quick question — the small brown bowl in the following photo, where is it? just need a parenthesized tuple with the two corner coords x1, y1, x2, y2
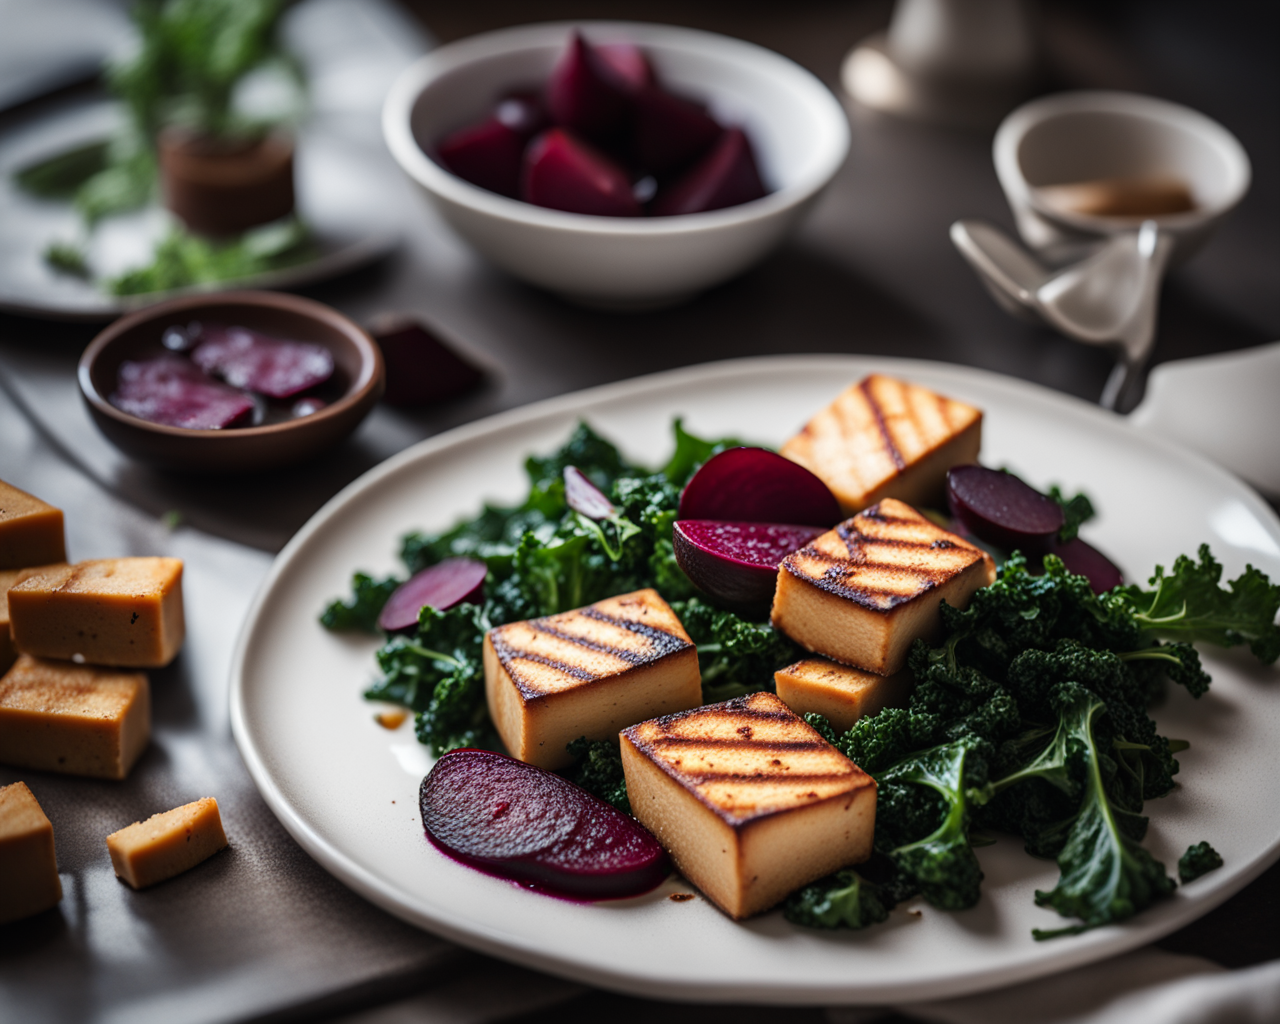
(79, 290, 384, 473)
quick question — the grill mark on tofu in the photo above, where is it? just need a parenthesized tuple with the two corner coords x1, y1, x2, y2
(579, 607, 690, 660)
(860, 376, 906, 470)
(488, 633, 600, 683)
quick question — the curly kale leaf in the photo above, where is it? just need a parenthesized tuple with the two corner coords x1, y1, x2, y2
(783, 869, 889, 930)
(1032, 688, 1176, 938)
(839, 705, 942, 774)
(563, 738, 631, 814)
(1048, 486, 1096, 543)
(1122, 544, 1280, 664)
(660, 417, 750, 486)
(1178, 842, 1224, 883)
(672, 598, 802, 702)
(877, 739, 993, 911)
(320, 573, 400, 633)
(1120, 641, 1211, 698)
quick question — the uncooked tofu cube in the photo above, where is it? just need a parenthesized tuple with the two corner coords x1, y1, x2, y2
(0, 481, 66, 570)
(485, 588, 701, 770)
(621, 691, 876, 920)
(771, 498, 995, 676)
(1, 565, 68, 674)
(106, 797, 228, 889)
(8, 558, 185, 668)
(780, 375, 982, 516)
(0, 781, 62, 924)
(775, 657, 913, 733)
(0, 655, 150, 779)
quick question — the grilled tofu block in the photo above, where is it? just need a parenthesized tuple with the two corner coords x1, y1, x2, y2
(621, 691, 876, 919)
(780, 375, 982, 516)
(0, 781, 63, 924)
(8, 558, 185, 669)
(484, 588, 701, 770)
(775, 657, 912, 733)
(0, 481, 66, 570)
(0, 655, 150, 779)
(772, 498, 995, 676)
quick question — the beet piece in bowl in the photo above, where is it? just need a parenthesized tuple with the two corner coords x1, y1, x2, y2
(191, 323, 335, 399)
(110, 355, 255, 430)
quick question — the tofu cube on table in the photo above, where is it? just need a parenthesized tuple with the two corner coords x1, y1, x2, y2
(0, 655, 150, 779)
(771, 498, 996, 677)
(780, 374, 982, 516)
(775, 657, 913, 734)
(621, 691, 876, 920)
(8, 558, 185, 669)
(484, 588, 701, 770)
(107, 797, 228, 889)
(0, 480, 66, 570)
(0, 781, 63, 924)
(1, 565, 68, 674)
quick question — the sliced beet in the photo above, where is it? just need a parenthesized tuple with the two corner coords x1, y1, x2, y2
(521, 128, 641, 217)
(420, 748, 669, 900)
(437, 117, 527, 198)
(377, 558, 487, 632)
(110, 355, 255, 430)
(190, 324, 334, 399)
(1046, 537, 1124, 594)
(596, 42, 654, 92)
(678, 447, 841, 528)
(545, 32, 631, 141)
(370, 317, 485, 408)
(632, 87, 722, 175)
(674, 520, 825, 611)
(564, 466, 615, 520)
(650, 128, 767, 216)
(947, 465, 1065, 554)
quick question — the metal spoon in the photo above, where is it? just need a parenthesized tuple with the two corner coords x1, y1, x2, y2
(951, 219, 1174, 411)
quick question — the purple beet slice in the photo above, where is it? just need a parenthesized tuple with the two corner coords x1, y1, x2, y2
(1045, 537, 1124, 594)
(678, 447, 841, 528)
(190, 324, 334, 399)
(437, 117, 528, 198)
(650, 128, 767, 216)
(521, 129, 641, 217)
(564, 466, 615, 520)
(377, 558, 487, 632)
(632, 86, 722, 175)
(596, 42, 654, 92)
(370, 317, 485, 407)
(420, 748, 669, 899)
(674, 520, 826, 611)
(545, 32, 631, 141)
(947, 465, 1065, 554)
(110, 355, 255, 430)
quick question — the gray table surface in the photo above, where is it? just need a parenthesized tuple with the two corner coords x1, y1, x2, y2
(0, 0, 1277, 1021)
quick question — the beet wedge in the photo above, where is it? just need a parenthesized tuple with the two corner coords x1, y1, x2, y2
(651, 128, 767, 216)
(674, 519, 826, 612)
(377, 558, 487, 632)
(545, 31, 631, 141)
(438, 117, 528, 198)
(110, 355, 255, 430)
(420, 748, 669, 900)
(632, 86, 722, 175)
(190, 324, 334, 399)
(678, 447, 841, 528)
(522, 128, 641, 216)
(597, 42, 655, 93)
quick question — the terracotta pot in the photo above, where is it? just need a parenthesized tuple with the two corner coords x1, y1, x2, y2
(158, 129, 295, 236)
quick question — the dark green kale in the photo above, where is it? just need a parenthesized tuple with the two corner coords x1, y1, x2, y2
(1120, 545, 1280, 664)
(1178, 841, 1224, 883)
(563, 738, 630, 814)
(1048, 486, 1096, 543)
(672, 598, 802, 703)
(783, 868, 889, 930)
(320, 573, 400, 633)
(1032, 685, 1176, 939)
(876, 739, 993, 911)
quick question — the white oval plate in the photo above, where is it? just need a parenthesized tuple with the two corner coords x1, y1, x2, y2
(230, 355, 1280, 1005)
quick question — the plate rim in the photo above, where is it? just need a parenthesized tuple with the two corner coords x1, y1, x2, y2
(229, 354, 1280, 1004)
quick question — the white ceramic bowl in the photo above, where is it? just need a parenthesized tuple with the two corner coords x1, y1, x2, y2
(383, 22, 850, 308)
(993, 90, 1250, 264)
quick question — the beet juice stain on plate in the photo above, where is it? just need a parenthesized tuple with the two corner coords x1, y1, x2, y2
(420, 748, 669, 900)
